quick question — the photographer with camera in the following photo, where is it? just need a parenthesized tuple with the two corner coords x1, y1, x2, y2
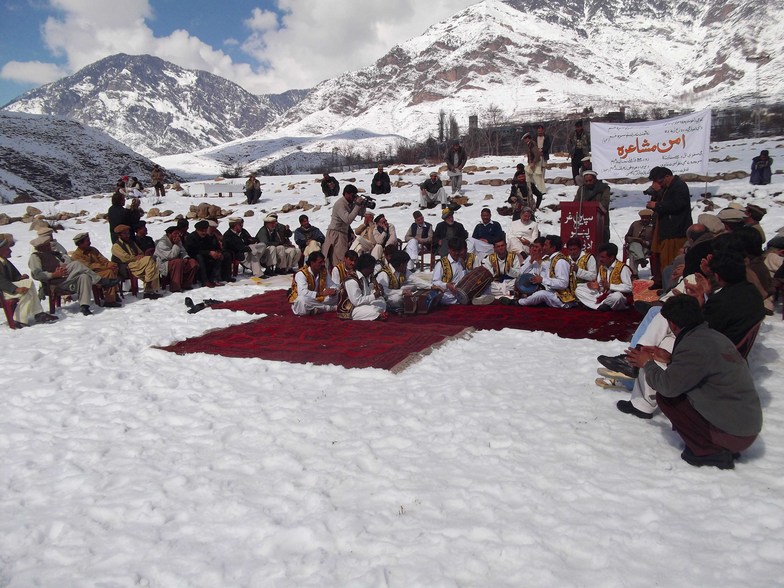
(323, 184, 368, 270)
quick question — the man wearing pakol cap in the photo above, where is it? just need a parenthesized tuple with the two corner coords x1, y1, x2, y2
(624, 209, 654, 278)
(433, 206, 468, 258)
(419, 171, 449, 209)
(645, 166, 693, 289)
(154, 227, 198, 292)
(744, 204, 767, 242)
(0, 235, 58, 326)
(522, 133, 546, 194)
(111, 225, 162, 299)
(323, 184, 367, 270)
(403, 211, 433, 272)
(184, 220, 231, 287)
(444, 141, 468, 196)
(717, 207, 746, 232)
(35, 226, 69, 257)
(289, 251, 338, 316)
(575, 169, 611, 245)
(223, 217, 269, 278)
(71, 232, 121, 307)
(29, 234, 116, 316)
(256, 213, 299, 274)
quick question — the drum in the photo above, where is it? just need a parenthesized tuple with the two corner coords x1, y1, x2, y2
(454, 267, 493, 305)
(403, 288, 443, 314)
(515, 272, 541, 296)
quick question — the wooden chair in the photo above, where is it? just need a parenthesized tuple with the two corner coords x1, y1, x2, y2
(735, 320, 763, 361)
(418, 243, 436, 271)
(231, 259, 250, 277)
(47, 283, 104, 313)
(0, 291, 19, 329)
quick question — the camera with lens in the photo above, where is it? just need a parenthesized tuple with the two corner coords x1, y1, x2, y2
(643, 187, 658, 197)
(358, 195, 377, 209)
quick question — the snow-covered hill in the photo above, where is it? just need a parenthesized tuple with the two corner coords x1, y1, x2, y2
(2, 54, 309, 158)
(0, 110, 181, 203)
(267, 0, 782, 142)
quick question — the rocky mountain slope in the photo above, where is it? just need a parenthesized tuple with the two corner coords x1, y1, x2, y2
(267, 0, 781, 141)
(0, 111, 181, 203)
(2, 54, 309, 158)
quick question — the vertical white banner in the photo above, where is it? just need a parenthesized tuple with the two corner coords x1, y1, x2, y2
(590, 109, 711, 179)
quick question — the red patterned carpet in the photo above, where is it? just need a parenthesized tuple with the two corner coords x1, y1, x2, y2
(159, 291, 640, 372)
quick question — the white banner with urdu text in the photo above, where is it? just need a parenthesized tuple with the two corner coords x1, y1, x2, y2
(590, 109, 711, 179)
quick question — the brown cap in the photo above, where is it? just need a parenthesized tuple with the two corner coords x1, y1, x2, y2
(113, 224, 131, 234)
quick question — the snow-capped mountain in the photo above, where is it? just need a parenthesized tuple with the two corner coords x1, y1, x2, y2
(2, 54, 309, 158)
(0, 111, 181, 203)
(268, 0, 781, 141)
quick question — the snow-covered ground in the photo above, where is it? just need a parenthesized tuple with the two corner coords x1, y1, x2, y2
(1, 137, 783, 587)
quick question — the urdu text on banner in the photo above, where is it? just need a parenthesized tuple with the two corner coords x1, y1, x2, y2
(590, 109, 711, 179)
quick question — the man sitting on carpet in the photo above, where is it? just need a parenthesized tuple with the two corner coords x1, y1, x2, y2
(625, 295, 762, 470)
(468, 208, 504, 264)
(481, 236, 520, 298)
(566, 237, 597, 283)
(515, 235, 577, 308)
(337, 253, 387, 321)
(432, 238, 468, 305)
(289, 251, 338, 316)
(376, 251, 415, 312)
(331, 250, 358, 286)
(575, 243, 633, 310)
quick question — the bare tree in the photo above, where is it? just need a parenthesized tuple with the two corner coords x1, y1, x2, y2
(438, 110, 446, 143)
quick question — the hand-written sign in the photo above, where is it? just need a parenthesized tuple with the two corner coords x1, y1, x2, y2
(591, 109, 711, 179)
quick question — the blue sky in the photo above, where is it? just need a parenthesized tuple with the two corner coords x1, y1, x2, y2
(0, 0, 477, 106)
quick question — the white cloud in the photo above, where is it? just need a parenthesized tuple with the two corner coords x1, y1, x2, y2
(1, 0, 478, 95)
(0, 61, 68, 85)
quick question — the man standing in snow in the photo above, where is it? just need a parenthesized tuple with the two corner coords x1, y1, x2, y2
(569, 120, 590, 184)
(522, 132, 546, 195)
(323, 184, 367, 270)
(151, 165, 166, 198)
(444, 141, 468, 196)
(536, 124, 552, 183)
